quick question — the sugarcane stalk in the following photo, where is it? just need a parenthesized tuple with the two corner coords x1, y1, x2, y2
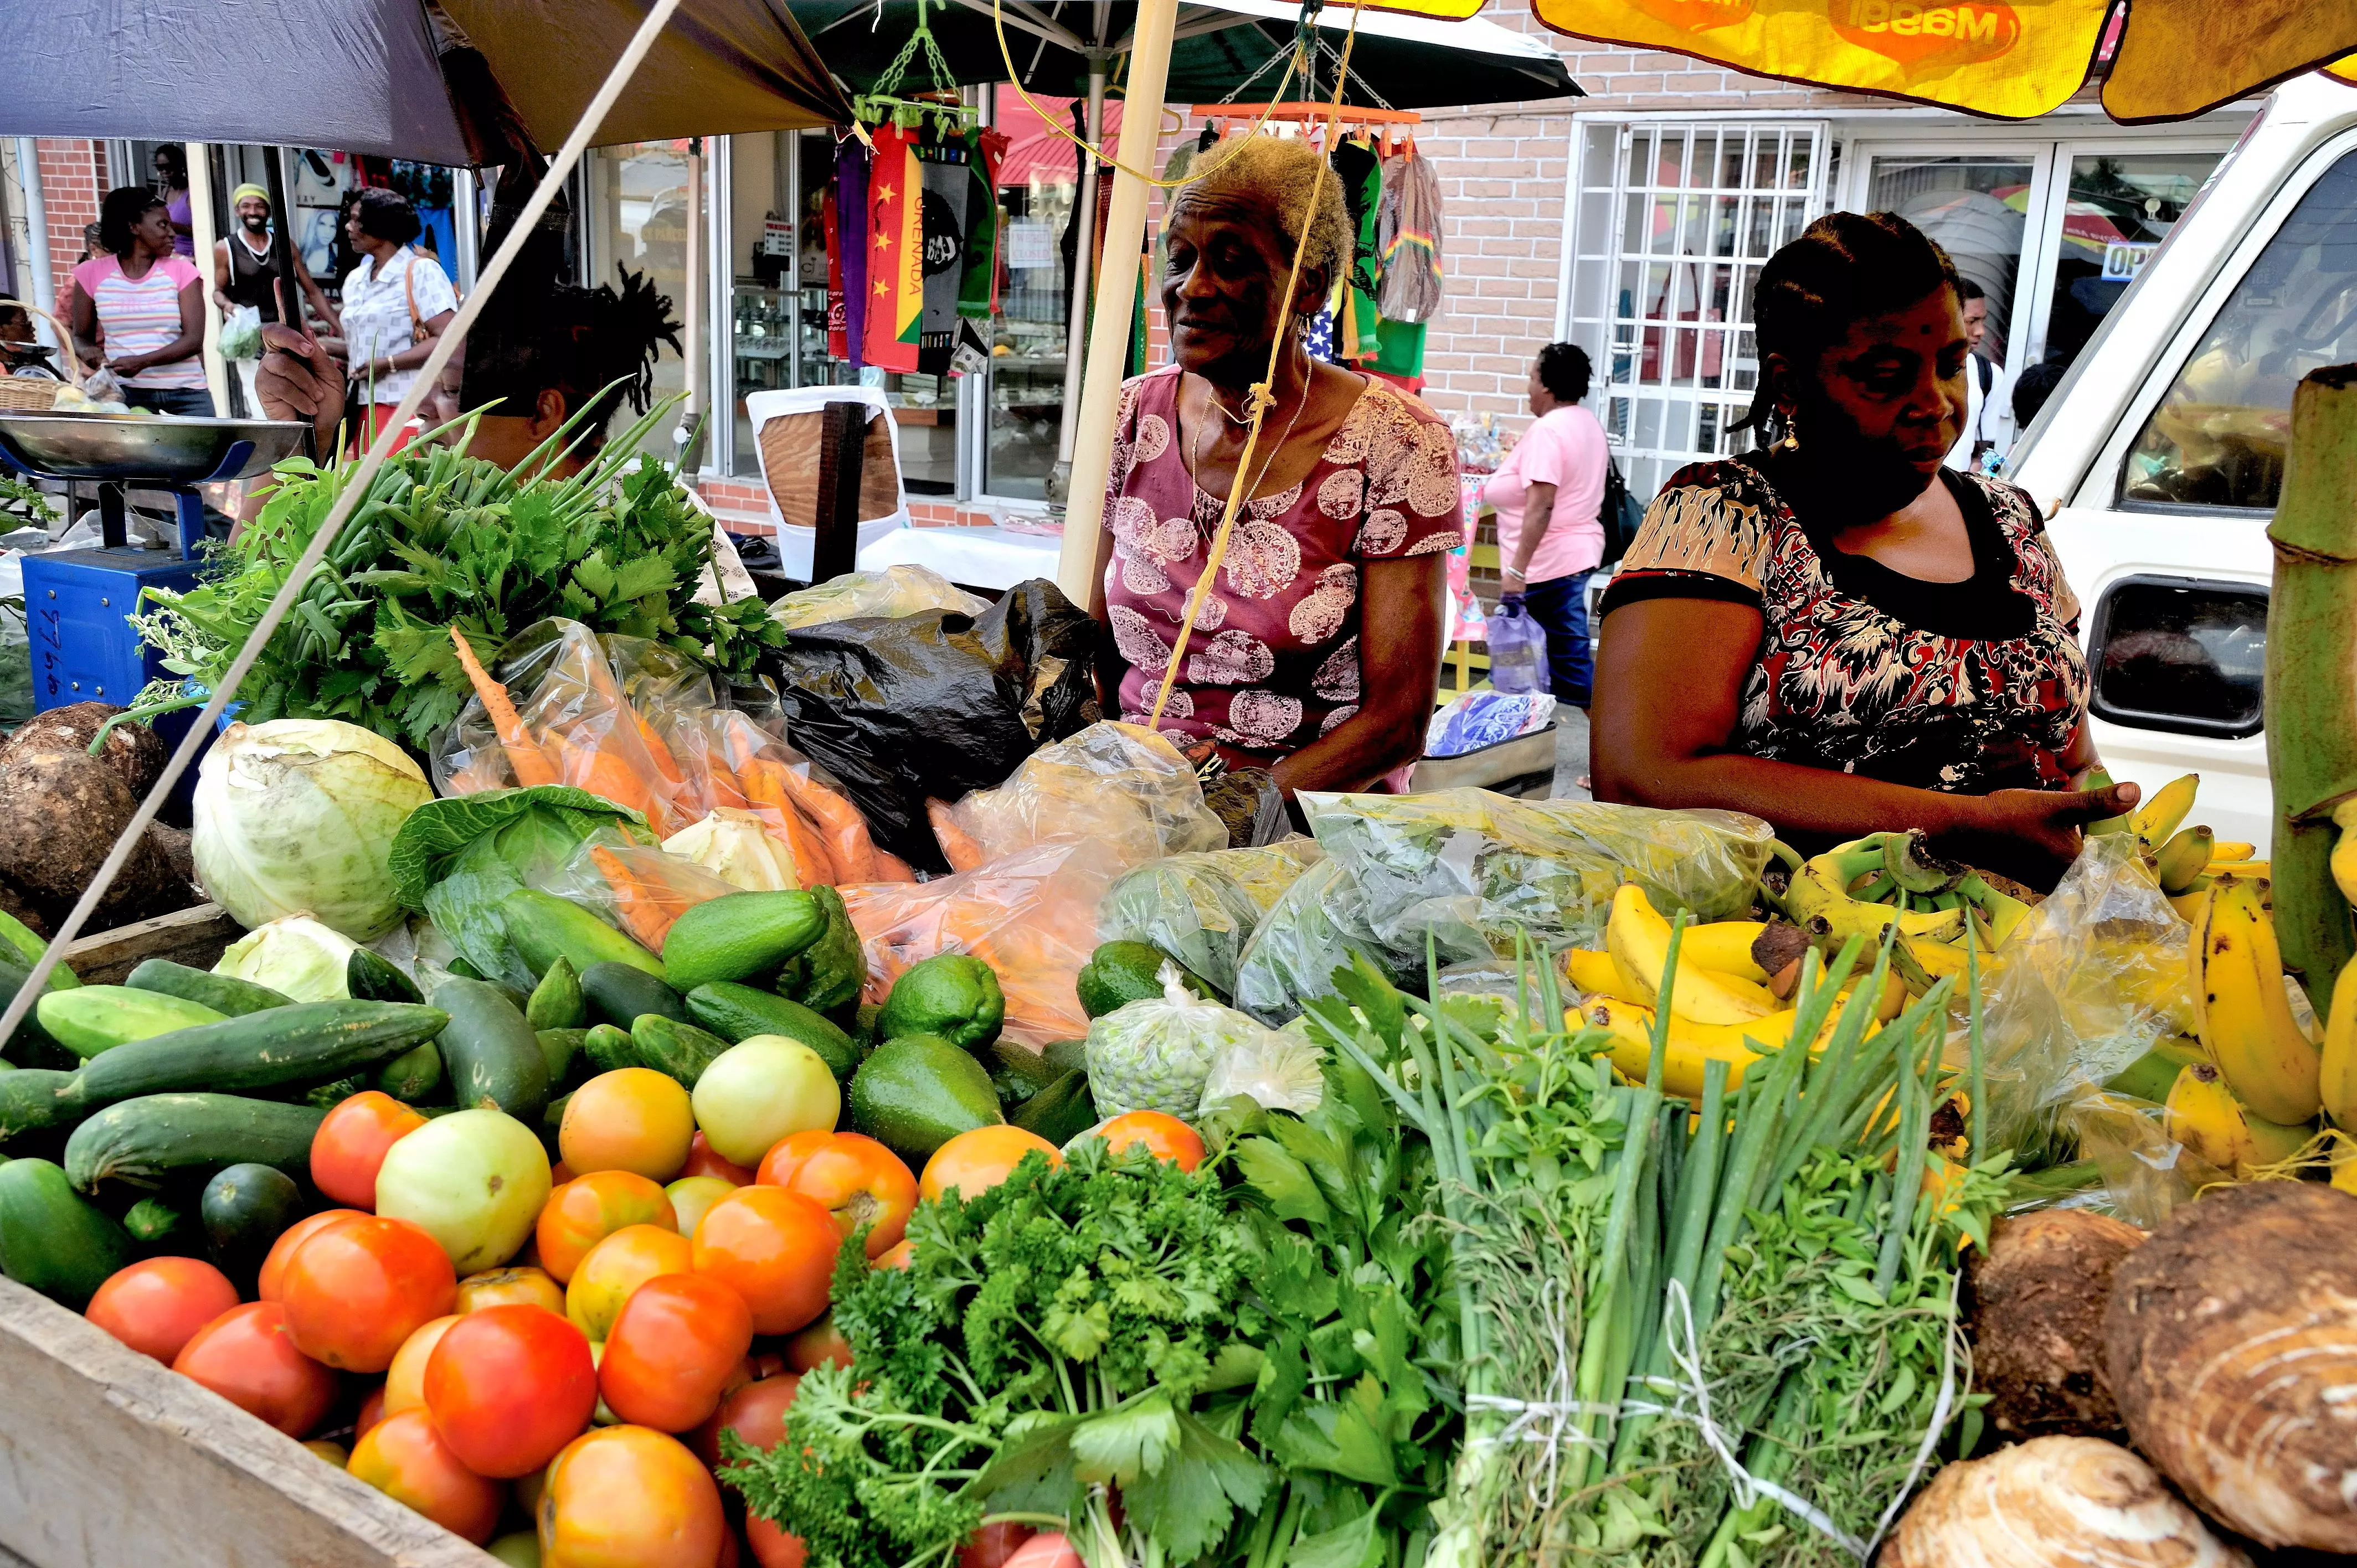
(2264, 364, 2357, 1018)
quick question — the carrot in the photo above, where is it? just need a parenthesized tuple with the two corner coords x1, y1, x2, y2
(549, 731, 663, 826)
(740, 759, 835, 888)
(778, 767, 878, 884)
(869, 849, 918, 884)
(450, 626, 558, 786)
(589, 844, 681, 951)
(928, 798, 985, 874)
(564, 639, 686, 787)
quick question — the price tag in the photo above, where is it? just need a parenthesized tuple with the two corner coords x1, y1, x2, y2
(763, 217, 795, 258)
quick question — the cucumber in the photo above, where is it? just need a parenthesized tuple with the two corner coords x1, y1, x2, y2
(200, 1162, 303, 1288)
(75, 1000, 450, 1108)
(582, 1024, 641, 1075)
(38, 987, 229, 1058)
(580, 963, 689, 1030)
(661, 891, 826, 993)
(538, 1028, 586, 1089)
(502, 889, 665, 982)
(378, 1040, 445, 1103)
(126, 960, 294, 1017)
(0, 956, 79, 1070)
(0, 1070, 80, 1139)
(346, 947, 424, 1006)
(431, 977, 549, 1122)
(0, 911, 75, 986)
(0, 1156, 129, 1307)
(123, 1196, 184, 1245)
(65, 1095, 328, 1192)
(687, 983, 859, 1080)
(630, 1015, 731, 1090)
(527, 957, 586, 1031)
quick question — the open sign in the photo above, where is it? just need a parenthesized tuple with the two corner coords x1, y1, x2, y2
(2103, 241, 2159, 282)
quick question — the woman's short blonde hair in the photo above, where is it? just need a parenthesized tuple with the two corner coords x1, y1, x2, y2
(1172, 133, 1351, 292)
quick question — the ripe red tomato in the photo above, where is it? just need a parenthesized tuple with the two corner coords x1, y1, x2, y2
(257, 1208, 368, 1302)
(1095, 1112, 1206, 1173)
(311, 1091, 429, 1209)
(539, 1425, 724, 1568)
(172, 1301, 339, 1437)
(683, 1131, 755, 1186)
(746, 1513, 809, 1568)
(688, 1371, 800, 1466)
(874, 1239, 915, 1271)
(758, 1131, 918, 1258)
(1002, 1535, 1083, 1568)
(280, 1214, 457, 1373)
(537, 1170, 677, 1286)
(423, 1304, 598, 1478)
(383, 1314, 461, 1415)
(355, 1383, 388, 1442)
(600, 1272, 754, 1433)
(960, 1522, 1038, 1568)
(349, 1408, 505, 1544)
(86, 1256, 239, 1363)
(784, 1311, 852, 1374)
(691, 1187, 837, 1335)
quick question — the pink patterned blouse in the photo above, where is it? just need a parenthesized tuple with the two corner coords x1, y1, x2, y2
(1102, 367, 1463, 759)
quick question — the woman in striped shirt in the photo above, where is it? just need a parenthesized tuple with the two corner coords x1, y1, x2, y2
(71, 186, 211, 416)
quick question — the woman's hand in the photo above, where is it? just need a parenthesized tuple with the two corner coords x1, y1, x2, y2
(255, 322, 346, 448)
(1941, 780, 2143, 888)
(106, 354, 150, 378)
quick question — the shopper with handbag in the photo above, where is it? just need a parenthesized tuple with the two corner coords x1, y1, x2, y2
(1488, 343, 1609, 707)
(330, 188, 456, 453)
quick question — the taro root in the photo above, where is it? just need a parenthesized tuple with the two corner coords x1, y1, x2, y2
(1884, 1435, 2249, 1568)
(0, 876, 47, 939)
(0, 748, 173, 925)
(2103, 1181, 2357, 1551)
(0, 702, 165, 798)
(1965, 1209, 2145, 1441)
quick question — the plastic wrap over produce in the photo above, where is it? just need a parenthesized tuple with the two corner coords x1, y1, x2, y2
(938, 721, 1227, 872)
(537, 827, 739, 955)
(843, 836, 1124, 1046)
(1233, 858, 1423, 1024)
(1295, 790, 1776, 958)
(769, 564, 990, 630)
(1097, 839, 1325, 996)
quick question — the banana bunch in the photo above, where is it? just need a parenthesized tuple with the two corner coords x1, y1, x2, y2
(2163, 1059, 2314, 1177)
(2111, 772, 2270, 900)
(2185, 874, 2324, 1126)
(1770, 829, 2031, 952)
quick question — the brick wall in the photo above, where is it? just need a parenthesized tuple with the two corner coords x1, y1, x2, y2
(33, 138, 106, 317)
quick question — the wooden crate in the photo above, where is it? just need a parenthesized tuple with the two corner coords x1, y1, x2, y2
(59, 902, 242, 986)
(0, 1275, 493, 1568)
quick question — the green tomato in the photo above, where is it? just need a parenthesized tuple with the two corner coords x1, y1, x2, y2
(664, 1174, 738, 1241)
(691, 1035, 841, 1167)
(374, 1108, 551, 1274)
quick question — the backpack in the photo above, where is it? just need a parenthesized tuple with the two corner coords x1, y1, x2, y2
(1598, 452, 1648, 569)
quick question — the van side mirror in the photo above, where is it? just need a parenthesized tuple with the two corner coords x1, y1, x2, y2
(2086, 574, 2268, 739)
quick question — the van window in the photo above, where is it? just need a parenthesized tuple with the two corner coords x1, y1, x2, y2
(2121, 148, 2357, 512)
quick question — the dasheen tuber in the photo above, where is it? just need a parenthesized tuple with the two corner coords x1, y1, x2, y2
(1964, 1209, 2144, 1442)
(1884, 1435, 2248, 1568)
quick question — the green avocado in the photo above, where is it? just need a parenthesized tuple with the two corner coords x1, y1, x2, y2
(877, 955, 1005, 1053)
(1075, 941, 1217, 1019)
(848, 1033, 1003, 1163)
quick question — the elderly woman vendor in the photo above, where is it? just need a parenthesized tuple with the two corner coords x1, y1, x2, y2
(1090, 134, 1459, 795)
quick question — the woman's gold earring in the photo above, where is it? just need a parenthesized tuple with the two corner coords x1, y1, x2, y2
(1777, 413, 1800, 452)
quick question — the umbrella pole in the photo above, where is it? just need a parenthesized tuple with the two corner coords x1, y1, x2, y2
(1055, 0, 1177, 601)
(1046, 54, 1109, 502)
(680, 136, 704, 466)
(186, 142, 229, 417)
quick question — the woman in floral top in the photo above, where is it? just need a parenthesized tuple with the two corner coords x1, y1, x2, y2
(1592, 212, 2139, 887)
(1094, 133, 1458, 793)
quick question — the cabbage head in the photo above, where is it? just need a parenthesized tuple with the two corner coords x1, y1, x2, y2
(194, 719, 433, 940)
(214, 914, 361, 1002)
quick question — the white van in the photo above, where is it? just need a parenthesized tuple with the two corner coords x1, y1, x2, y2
(2009, 73, 2357, 854)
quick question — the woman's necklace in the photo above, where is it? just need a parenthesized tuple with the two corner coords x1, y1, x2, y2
(1188, 371, 1313, 526)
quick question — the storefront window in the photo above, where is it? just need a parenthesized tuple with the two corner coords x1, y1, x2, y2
(2041, 153, 2220, 373)
(584, 141, 689, 461)
(1867, 155, 2034, 367)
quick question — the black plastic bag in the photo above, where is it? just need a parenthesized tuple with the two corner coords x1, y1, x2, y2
(761, 578, 1098, 871)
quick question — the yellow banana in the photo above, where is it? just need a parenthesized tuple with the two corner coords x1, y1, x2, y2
(2153, 826, 2214, 894)
(2168, 888, 2212, 925)
(1575, 998, 1794, 1098)
(1680, 921, 1770, 982)
(1565, 948, 1647, 1006)
(1906, 937, 1971, 986)
(2332, 799, 2357, 909)
(2320, 950, 2357, 1128)
(1605, 884, 1778, 1026)
(2196, 876, 2324, 1125)
(2209, 859, 2270, 880)
(2164, 1061, 2256, 1174)
(2132, 772, 2200, 851)
(2210, 842, 2257, 863)
(2334, 1139, 2357, 1195)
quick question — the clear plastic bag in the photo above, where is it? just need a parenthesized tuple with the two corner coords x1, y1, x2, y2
(1484, 599, 1547, 694)
(2059, 1089, 2225, 1228)
(1232, 858, 1422, 1024)
(535, 827, 739, 955)
(769, 564, 989, 631)
(1084, 964, 1281, 1117)
(945, 721, 1226, 873)
(219, 304, 263, 360)
(1097, 839, 1325, 996)
(1197, 1015, 1325, 1116)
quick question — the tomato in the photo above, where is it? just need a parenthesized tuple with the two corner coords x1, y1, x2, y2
(538, 1170, 677, 1285)
(559, 1069, 695, 1183)
(1002, 1535, 1083, 1568)
(305, 1438, 351, 1468)
(86, 1256, 239, 1363)
(690, 1187, 836, 1335)
(349, 1408, 505, 1544)
(960, 1523, 1037, 1568)
(690, 1038, 840, 1167)
(783, 1311, 852, 1374)
(682, 1132, 754, 1187)
(383, 1313, 461, 1414)
(172, 1301, 338, 1437)
(664, 1176, 737, 1242)
(745, 1514, 807, 1568)
(719, 1526, 746, 1568)
(1095, 1111, 1206, 1172)
(280, 1214, 458, 1373)
(565, 1224, 692, 1343)
(874, 1240, 915, 1271)
(356, 1383, 388, 1442)
(459, 1266, 567, 1315)
(600, 1273, 754, 1432)
(310, 1090, 429, 1210)
(688, 1371, 800, 1466)
(375, 1108, 553, 1275)
(424, 1304, 598, 1478)
(757, 1132, 917, 1259)
(257, 1208, 369, 1302)
(539, 1425, 724, 1568)
(918, 1127, 1062, 1203)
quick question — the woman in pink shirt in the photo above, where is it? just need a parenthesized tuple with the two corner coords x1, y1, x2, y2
(71, 186, 210, 416)
(1486, 343, 1608, 705)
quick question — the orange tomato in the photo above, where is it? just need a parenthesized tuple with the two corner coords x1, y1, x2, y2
(537, 1170, 678, 1285)
(758, 1132, 917, 1259)
(559, 1069, 695, 1183)
(279, 1214, 458, 1373)
(919, 1127, 1062, 1203)
(86, 1256, 239, 1363)
(257, 1208, 369, 1302)
(1095, 1111, 1206, 1173)
(745, 1514, 808, 1568)
(665, 1175, 738, 1241)
(355, 1383, 388, 1442)
(784, 1311, 852, 1374)
(959, 1523, 1037, 1568)
(424, 1304, 599, 1478)
(600, 1273, 755, 1432)
(688, 1371, 801, 1465)
(690, 1187, 836, 1335)
(565, 1224, 693, 1342)
(683, 1131, 755, 1186)
(459, 1265, 567, 1315)
(1002, 1534, 1083, 1568)
(349, 1408, 505, 1545)
(873, 1240, 914, 1271)
(311, 1090, 429, 1209)
(172, 1301, 339, 1437)
(305, 1438, 350, 1468)
(539, 1425, 724, 1568)
(383, 1313, 461, 1414)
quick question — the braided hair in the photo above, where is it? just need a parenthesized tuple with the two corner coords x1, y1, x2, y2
(1738, 211, 1960, 447)
(463, 265, 682, 448)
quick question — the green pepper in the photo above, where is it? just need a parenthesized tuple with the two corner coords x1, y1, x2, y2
(786, 886, 866, 1018)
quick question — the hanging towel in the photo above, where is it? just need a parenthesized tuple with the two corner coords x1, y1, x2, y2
(917, 135, 973, 374)
(1377, 149, 1444, 326)
(863, 124, 923, 372)
(836, 136, 871, 371)
(1331, 138, 1383, 361)
(959, 128, 1011, 323)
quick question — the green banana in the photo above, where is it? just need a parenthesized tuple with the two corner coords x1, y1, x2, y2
(1881, 828, 1967, 897)
(2082, 767, 2133, 836)
(1788, 837, 1966, 944)
(1957, 874, 2031, 949)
